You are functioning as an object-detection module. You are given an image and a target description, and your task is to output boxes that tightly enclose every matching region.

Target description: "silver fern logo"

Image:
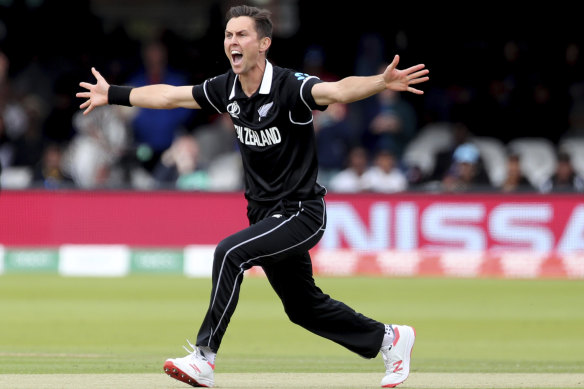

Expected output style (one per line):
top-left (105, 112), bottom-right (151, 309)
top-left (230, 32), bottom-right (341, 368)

top-left (257, 101), bottom-right (273, 122)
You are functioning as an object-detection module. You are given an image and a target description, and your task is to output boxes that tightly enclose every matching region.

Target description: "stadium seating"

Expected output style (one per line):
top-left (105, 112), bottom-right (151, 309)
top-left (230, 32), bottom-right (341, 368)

top-left (507, 137), bottom-right (557, 187)
top-left (402, 122), bottom-right (454, 175)
top-left (558, 136), bottom-right (584, 177)
top-left (0, 166), bottom-right (32, 189)
top-left (470, 136), bottom-right (508, 186)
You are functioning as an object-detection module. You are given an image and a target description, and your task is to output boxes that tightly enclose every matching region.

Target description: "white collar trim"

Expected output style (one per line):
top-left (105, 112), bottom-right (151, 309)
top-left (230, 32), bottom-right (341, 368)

top-left (258, 60), bottom-right (273, 95)
top-left (229, 60), bottom-right (273, 100)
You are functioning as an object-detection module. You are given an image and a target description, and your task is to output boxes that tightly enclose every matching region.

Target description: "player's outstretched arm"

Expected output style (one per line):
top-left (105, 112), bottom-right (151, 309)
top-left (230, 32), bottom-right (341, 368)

top-left (311, 54), bottom-right (429, 106)
top-left (76, 67), bottom-right (200, 115)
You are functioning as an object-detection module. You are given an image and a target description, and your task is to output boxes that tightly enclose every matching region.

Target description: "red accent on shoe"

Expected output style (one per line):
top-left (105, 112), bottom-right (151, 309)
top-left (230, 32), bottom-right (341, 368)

top-left (163, 360), bottom-right (208, 388)
top-left (392, 326), bottom-right (400, 347)
top-left (207, 362), bottom-right (215, 370)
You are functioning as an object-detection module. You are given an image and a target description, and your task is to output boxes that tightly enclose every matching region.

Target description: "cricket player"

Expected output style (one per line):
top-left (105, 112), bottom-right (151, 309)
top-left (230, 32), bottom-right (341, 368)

top-left (77, 5), bottom-right (428, 387)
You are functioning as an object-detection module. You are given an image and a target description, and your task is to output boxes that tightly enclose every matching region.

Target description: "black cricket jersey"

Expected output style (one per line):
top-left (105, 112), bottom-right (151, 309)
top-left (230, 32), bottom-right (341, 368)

top-left (192, 60), bottom-right (328, 204)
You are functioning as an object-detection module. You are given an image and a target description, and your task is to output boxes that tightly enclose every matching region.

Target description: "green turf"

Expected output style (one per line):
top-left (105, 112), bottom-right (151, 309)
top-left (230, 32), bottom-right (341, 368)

top-left (0, 275), bottom-right (582, 374)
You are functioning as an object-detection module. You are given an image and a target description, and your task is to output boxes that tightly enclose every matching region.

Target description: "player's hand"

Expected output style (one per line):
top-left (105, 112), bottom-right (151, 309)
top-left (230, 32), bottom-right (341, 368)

top-left (383, 55), bottom-right (429, 95)
top-left (76, 67), bottom-right (110, 115)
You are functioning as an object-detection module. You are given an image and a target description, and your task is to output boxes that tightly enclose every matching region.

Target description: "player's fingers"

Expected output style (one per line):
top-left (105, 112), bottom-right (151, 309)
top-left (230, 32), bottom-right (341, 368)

top-left (387, 54), bottom-right (399, 71)
top-left (83, 104), bottom-right (95, 115)
top-left (80, 100), bottom-right (91, 109)
top-left (407, 86), bottom-right (424, 95)
top-left (408, 69), bottom-right (429, 80)
top-left (76, 91), bottom-right (90, 98)
top-left (409, 76), bottom-right (430, 85)
top-left (91, 67), bottom-right (104, 82)
top-left (79, 82), bottom-right (93, 90)
top-left (403, 63), bottom-right (426, 75)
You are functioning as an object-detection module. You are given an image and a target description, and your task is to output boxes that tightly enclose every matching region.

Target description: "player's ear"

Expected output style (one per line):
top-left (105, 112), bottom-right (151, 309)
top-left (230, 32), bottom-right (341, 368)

top-left (259, 36), bottom-right (271, 54)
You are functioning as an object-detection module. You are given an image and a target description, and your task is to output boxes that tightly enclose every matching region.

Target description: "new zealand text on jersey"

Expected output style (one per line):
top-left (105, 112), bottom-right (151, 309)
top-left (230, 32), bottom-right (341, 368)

top-left (235, 124), bottom-right (282, 147)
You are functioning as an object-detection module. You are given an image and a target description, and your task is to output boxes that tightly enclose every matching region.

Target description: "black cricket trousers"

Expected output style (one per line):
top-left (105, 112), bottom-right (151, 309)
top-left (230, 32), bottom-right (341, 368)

top-left (196, 197), bottom-right (385, 358)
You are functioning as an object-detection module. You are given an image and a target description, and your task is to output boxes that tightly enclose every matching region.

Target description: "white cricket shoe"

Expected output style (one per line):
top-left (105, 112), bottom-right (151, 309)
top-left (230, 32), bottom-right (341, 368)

top-left (163, 340), bottom-right (215, 387)
top-left (380, 325), bottom-right (416, 388)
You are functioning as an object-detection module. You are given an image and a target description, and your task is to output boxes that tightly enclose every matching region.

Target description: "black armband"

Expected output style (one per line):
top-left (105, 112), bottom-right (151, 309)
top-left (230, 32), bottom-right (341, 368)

top-left (108, 85), bottom-right (133, 106)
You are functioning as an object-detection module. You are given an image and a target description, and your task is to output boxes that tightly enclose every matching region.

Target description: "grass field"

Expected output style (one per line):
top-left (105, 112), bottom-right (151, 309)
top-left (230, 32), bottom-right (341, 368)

top-left (1, 274), bottom-right (583, 388)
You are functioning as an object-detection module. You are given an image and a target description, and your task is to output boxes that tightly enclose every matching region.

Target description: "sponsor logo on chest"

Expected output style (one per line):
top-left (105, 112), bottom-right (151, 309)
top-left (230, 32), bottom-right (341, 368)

top-left (235, 124), bottom-right (282, 147)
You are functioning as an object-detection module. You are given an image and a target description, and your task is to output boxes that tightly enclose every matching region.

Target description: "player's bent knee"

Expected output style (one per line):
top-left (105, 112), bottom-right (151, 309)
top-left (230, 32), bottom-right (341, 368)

top-left (284, 306), bottom-right (314, 326)
top-left (213, 238), bottom-right (247, 266)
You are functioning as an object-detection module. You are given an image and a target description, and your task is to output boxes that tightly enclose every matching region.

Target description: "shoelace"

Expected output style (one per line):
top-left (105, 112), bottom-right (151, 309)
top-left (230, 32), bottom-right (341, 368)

top-left (182, 339), bottom-right (197, 355)
top-left (182, 339), bottom-right (209, 362)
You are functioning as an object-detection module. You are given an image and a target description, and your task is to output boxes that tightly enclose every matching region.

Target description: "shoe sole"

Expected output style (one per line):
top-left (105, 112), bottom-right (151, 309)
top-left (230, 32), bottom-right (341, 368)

top-left (163, 360), bottom-right (211, 387)
top-left (382, 326), bottom-right (416, 388)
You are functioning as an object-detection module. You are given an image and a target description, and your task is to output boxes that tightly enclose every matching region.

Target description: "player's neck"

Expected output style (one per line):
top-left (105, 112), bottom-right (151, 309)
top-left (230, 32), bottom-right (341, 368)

top-left (239, 59), bottom-right (266, 97)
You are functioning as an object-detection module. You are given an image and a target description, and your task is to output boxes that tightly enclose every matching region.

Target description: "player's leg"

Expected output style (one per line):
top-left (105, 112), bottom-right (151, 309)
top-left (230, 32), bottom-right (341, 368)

top-left (165, 216), bottom-right (288, 387)
top-left (164, 199), bottom-right (326, 387)
top-left (195, 215), bottom-right (291, 351)
top-left (261, 220), bottom-right (415, 387)
top-left (262, 250), bottom-right (385, 358)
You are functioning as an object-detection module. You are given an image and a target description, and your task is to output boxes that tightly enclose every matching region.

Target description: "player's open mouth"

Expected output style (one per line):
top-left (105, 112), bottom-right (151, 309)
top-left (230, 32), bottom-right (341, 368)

top-left (231, 50), bottom-right (243, 65)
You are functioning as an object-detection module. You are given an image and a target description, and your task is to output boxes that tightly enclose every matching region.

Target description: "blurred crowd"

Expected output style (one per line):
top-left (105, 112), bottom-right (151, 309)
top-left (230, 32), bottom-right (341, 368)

top-left (1, 0), bottom-right (583, 194)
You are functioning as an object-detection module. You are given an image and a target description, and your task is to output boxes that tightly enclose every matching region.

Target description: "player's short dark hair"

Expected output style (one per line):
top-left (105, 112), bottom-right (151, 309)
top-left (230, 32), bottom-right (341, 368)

top-left (226, 5), bottom-right (273, 40)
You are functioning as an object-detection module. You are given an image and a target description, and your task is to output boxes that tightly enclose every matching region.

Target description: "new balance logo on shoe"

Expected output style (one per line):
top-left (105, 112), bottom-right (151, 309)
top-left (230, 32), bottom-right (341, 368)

top-left (392, 360), bottom-right (403, 373)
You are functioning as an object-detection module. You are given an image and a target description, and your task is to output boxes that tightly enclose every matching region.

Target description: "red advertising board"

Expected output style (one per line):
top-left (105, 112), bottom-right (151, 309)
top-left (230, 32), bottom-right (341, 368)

top-left (1, 191), bottom-right (583, 251)
top-left (0, 191), bottom-right (248, 246)
top-left (1, 191), bottom-right (583, 278)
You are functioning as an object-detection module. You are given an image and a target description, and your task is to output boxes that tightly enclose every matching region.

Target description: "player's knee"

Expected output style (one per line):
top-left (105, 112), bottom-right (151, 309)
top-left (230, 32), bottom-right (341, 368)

top-left (214, 238), bottom-right (244, 264)
top-left (284, 305), bottom-right (312, 326)
top-left (213, 239), bottom-right (231, 262)
top-left (213, 241), bottom-right (228, 261)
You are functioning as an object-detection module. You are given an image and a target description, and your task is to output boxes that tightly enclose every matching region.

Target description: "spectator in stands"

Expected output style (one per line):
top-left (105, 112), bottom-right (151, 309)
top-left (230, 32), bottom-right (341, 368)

top-left (193, 113), bottom-right (243, 192)
top-left (32, 142), bottom-right (74, 189)
top-left (314, 102), bottom-right (357, 187)
top-left (0, 52), bottom-right (8, 182)
top-left (360, 64), bottom-right (417, 159)
top-left (42, 74), bottom-right (78, 145)
top-left (193, 113), bottom-right (237, 169)
top-left (328, 146), bottom-right (369, 193)
top-left (302, 44), bottom-right (338, 83)
top-left (64, 107), bottom-right (129, 189)
top-left (539, 151), bottom-right (584, 193)
top-left (441, 142), bottom-right (491, 192)
top-left (430, 122), bottom-right (473, 182)
top-left (10, 94), bottom-right (46, 169)
top-left (361, 149), bottom-right (408, 193)
top-left (153, 134), bottom-right (208, 191)
top-left (127, 40), bottom-right (193, 172)
top-left (404, 163), bottom-right (426, 189)
top-left (0, 114), bottom-right (9, 176)
top-left (0, 50), bottom-right (23, 170)
top-left (499, 152), bottom-right (534, 192)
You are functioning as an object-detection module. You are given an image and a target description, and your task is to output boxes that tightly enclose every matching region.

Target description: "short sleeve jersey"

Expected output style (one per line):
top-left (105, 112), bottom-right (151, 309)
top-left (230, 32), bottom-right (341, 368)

top-left (192, 60), bottom-right (328, 204)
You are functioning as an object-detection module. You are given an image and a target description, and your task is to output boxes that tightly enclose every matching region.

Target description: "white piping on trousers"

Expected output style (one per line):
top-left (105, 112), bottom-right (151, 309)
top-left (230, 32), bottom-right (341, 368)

top-left (209, 198), bottom-right (327, 345)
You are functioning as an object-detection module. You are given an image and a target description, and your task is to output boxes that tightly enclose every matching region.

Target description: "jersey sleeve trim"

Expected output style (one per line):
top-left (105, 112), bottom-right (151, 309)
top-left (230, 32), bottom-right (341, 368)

top-left (288, 110), bottom-right (313, 125)
top-left (299, 76), bottom-right (318, 111)
top-left (203, 80), bottom-right (222, 113)
top-left (299, 76), bottom-right (328, 112)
